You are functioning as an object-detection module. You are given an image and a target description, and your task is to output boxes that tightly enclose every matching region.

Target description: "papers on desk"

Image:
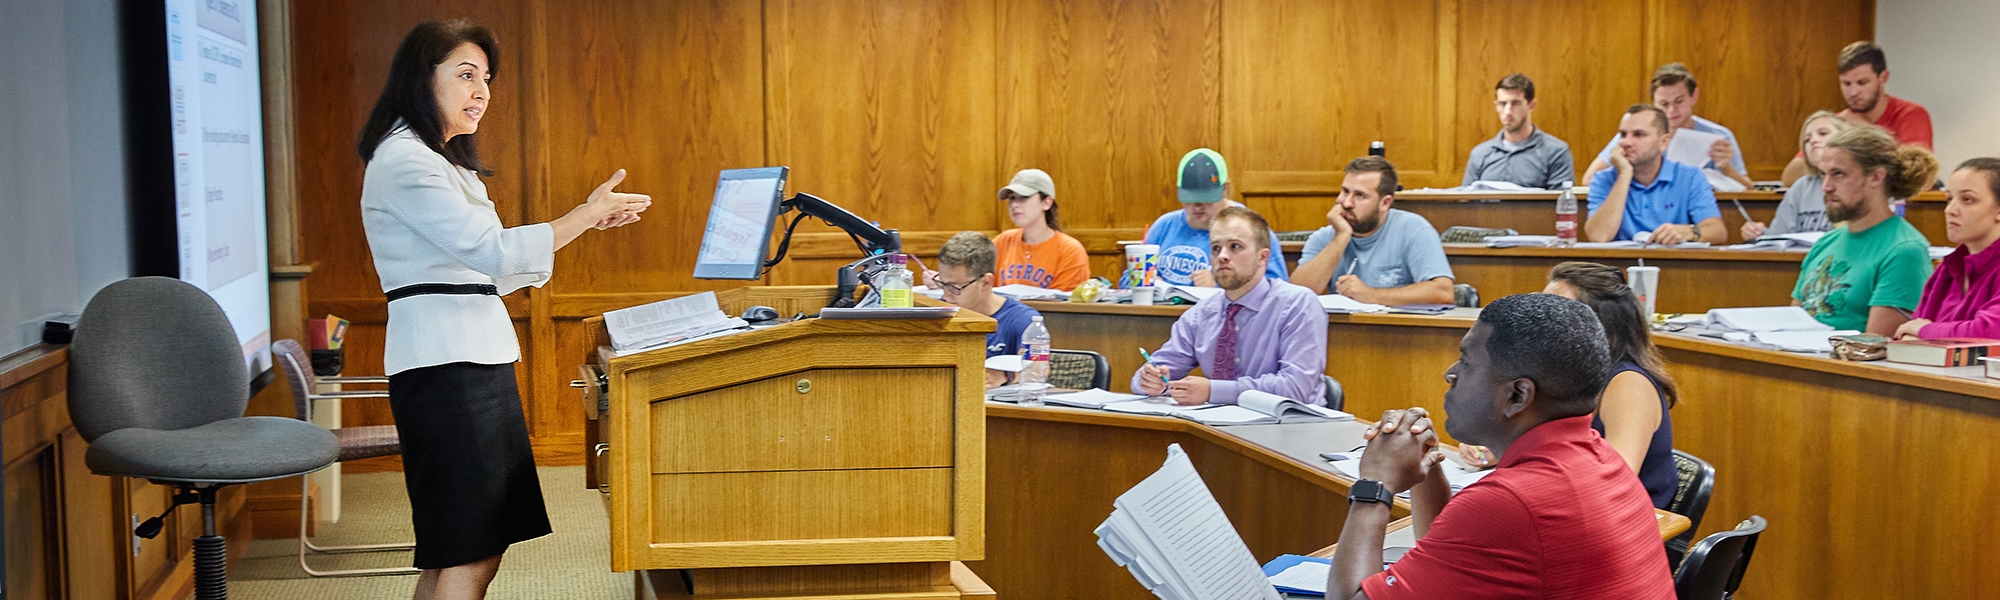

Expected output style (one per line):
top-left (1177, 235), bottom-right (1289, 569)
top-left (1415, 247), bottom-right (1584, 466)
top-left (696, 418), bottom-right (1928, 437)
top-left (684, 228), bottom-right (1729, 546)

top-left (1318, 294), bottom-right (1388, 314)
top-left (1095, 444), bottom-right (1283, 600)
top-left (1665, 127), bottom-right (1725, 171)
top-left (1746, 330), bottom-right (1859, 353)
top-left (985, 355), bottom-right (1025, 373)
top-left (1726, 231), bottom-right (1824, 252)
top-left (1932, 246), bottom-right (1955, 261)
top-left (985, 383), bottom-right (1047, 403)
top-left (1263, 555), bottom-right (1333, 596)
top-left (914, 285), bottom-right (945, 300)
top-left (603, 292), bottom-right (750, 353)
top-left (1044, 388), bottom-right (1146, 409)
top-left (1704, 168), bottom-right (1748, 192)
top-left (1700, 306), bottom-right (1833, 332)
top-left (1328, 453), bottom-right (1492, 497)
top-left (1484, 235), bottom-right (1558, 248)
top-left (992, 284), bottom-right (1071, 301)
top-left (1453, 180), bottom-right (1543, 192)
top-left (1099, 393), bottom-right (1353, 426)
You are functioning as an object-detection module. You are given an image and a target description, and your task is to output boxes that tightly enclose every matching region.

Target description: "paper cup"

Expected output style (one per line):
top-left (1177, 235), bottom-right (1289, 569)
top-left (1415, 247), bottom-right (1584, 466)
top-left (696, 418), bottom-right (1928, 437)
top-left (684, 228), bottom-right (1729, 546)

top-left (1125, 244), bottom-right (1160, 288)
top-left (1626, 266), bottom-right (1660, 316)
top-left (1132, 287), bottom-right (1155, 306)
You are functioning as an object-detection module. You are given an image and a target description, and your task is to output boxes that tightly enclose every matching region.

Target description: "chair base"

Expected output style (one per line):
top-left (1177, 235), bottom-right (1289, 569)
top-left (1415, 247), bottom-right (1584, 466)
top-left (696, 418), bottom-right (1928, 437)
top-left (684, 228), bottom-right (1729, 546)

top-left (298, 475), bottom-right (419, 577)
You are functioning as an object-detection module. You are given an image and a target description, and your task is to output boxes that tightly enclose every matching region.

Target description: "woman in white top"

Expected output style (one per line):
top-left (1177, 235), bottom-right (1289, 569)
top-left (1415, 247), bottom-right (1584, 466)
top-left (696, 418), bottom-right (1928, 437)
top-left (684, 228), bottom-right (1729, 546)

top-left (1740, 111), bottom-right (1852, 240)
top-left (357, 21), bottom-right (649, 600)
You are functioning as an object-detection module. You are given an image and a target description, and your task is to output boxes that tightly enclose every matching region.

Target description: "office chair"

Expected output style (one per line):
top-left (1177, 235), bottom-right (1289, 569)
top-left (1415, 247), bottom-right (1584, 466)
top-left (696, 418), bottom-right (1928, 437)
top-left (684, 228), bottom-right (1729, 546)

top-left (1321, 375), bottom-right (1345, 411)
top-left (1673, 516), bottom-right (1767, 600)
top-left (271, 339), bottom-right (419, 577)
top-left (1666, 449), bottom-right (1717, 568)
top-left (1048, 349), bottom-right (1110, 391)
top-left (68, 277), bottom-right (339, 599)
top-left (1453, 283), bottom-right (1481, 308)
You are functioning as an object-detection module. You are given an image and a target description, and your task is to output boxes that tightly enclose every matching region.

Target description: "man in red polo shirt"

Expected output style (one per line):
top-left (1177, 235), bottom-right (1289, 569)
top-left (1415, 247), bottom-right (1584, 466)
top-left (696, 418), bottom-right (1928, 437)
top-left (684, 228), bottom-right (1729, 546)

top-left (1326, 293), bottom-right (1674, 599)
top-left (1785, 41), bottom-right (1935, 185)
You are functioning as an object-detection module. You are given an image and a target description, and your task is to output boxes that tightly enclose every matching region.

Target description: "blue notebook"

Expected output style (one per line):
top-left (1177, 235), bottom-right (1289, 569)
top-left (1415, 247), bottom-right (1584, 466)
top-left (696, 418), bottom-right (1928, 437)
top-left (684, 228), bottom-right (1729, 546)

top-left (1261, 554), bottom-right (1332, 596)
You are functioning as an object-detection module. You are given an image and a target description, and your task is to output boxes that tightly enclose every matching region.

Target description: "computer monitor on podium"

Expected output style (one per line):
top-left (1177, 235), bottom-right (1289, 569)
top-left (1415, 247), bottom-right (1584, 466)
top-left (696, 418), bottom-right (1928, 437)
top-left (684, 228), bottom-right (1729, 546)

top-left (693, 167), bottom-right (789, 280)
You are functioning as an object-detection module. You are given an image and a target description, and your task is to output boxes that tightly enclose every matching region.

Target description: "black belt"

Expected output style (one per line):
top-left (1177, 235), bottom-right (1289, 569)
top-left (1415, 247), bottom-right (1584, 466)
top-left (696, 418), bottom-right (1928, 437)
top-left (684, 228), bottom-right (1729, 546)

top-left (385, 283), bottom-right (499, 302)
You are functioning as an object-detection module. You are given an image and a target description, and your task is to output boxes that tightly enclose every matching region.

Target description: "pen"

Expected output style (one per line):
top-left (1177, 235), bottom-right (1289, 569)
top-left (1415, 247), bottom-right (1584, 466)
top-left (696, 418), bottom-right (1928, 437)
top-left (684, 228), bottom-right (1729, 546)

top-left (1730, 198), bottom-right (1752, 222)
top-left (1138, 348), bottom-right (1170, 389)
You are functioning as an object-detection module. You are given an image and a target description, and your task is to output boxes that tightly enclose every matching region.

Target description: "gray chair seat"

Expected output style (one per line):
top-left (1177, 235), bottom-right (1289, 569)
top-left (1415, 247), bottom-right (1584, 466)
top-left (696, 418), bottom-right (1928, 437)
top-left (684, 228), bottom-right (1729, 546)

top-left (86, 416), bottom-right (339, 484)
top-left (335, 425), bottom-right (403, 461)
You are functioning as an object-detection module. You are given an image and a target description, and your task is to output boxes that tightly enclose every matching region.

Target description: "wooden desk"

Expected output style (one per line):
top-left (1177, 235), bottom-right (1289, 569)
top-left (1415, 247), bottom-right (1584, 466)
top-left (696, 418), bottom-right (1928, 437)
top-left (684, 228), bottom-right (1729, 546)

top-left (975, 402), bottom-right (1688, 599)
top-left (1390, 190), bottom-right (1949, 245)
top-left (1441, 245), bottom-right (1803, 313)
top-left (1027, 302), bottom-right (2000, 600)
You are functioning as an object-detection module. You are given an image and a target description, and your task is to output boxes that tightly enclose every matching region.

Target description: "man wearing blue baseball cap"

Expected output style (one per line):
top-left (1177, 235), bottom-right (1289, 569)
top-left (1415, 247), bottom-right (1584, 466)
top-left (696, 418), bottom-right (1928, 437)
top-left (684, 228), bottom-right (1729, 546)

top-left (1144, 148), bottom-right (1289, 287)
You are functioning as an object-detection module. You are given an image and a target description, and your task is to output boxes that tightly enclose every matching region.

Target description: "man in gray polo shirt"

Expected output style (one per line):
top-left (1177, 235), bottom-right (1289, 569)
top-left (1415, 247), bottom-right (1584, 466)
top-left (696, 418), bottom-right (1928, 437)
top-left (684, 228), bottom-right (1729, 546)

top-left (1461, 73), bottom-right (1575, 189)
top-left (1292, 157), bottom-right (1456, 305)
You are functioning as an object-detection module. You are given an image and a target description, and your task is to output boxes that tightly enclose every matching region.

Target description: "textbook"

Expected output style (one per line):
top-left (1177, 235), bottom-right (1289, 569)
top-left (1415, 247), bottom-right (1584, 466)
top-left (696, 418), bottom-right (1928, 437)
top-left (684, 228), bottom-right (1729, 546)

top-left (1159, 284), bottom-right (1225, 304)
top-left (1172, 390), bottom-right (1352, 426)
top-left (1886, 338), bottom-right (2000, 367)
top-left (603, 292), bottom-right (748, 352)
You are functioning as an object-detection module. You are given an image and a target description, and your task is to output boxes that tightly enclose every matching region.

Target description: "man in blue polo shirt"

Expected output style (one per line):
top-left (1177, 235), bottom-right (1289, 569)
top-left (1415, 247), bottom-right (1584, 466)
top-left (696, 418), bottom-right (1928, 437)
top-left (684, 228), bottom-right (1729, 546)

top-left (1584, 104), bottom-right (1725, 244)
top-left (1144, 148), bottom-right (1288, 287)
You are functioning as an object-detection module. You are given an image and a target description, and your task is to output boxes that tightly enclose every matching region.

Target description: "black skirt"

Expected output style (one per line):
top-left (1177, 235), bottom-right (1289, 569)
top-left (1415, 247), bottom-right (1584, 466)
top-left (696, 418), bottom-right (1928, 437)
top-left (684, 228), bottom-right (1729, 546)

top-left (388, 361), bottom-right (553, 569)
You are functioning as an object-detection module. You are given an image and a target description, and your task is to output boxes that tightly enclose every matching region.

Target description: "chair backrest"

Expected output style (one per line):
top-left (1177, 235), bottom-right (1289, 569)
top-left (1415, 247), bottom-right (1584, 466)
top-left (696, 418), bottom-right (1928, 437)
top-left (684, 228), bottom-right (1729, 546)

top-left (1453, 283), bottom-right (1481, 308)
top-left (1667, 450), bottom-right (1717, 558)
top-left (1674, 515), bottom-right (1767, 600)
top-left (67, 277), bottom-right (249, 442)
top-left (1321, 375), bottom-right (1344, 411)
top-left (1047, 349), bottom-right (1110, 391)
top-left (271, 339), bottom-right (316, 422)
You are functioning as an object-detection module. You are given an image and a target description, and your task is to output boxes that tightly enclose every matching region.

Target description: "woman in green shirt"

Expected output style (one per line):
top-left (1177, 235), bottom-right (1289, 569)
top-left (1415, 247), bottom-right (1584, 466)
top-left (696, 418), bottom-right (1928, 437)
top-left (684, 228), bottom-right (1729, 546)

top-left (1791, 125), bottom-right (1939, 335)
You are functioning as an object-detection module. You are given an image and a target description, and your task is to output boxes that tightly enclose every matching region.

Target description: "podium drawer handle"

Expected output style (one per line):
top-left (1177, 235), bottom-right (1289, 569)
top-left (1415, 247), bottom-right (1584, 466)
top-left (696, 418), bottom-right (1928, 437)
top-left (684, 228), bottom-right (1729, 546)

top-left (592, 442), bottom-right (608, 494)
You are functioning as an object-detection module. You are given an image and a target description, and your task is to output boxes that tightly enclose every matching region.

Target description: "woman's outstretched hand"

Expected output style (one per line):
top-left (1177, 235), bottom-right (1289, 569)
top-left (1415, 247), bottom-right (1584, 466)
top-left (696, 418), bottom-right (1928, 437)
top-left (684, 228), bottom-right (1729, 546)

top-left (584, 169), bottom-right (650, 229)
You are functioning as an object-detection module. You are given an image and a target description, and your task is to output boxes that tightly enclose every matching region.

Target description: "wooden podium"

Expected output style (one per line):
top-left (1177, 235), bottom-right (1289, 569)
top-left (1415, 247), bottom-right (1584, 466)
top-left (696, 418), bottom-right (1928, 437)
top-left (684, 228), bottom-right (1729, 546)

top-left (578, 286), bottom-right (993, 599)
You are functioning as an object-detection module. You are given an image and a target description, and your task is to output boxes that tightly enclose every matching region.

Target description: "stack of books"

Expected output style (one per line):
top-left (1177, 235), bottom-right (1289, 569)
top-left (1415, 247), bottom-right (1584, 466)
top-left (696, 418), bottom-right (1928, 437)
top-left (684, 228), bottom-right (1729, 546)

top-left (307, 314), bottom-right (348, 351)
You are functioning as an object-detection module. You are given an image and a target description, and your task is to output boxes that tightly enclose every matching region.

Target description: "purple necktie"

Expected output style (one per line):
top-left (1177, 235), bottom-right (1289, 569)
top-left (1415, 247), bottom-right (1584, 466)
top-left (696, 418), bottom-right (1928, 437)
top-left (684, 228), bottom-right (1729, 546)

top-left (1213, 303), bottom-right (1245, 380)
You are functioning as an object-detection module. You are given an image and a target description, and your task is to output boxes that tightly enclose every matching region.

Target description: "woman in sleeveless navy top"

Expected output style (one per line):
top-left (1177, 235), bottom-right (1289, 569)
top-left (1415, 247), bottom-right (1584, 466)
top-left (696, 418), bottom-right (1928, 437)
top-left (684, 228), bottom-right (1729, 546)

top-left (1458, 262), bottom-right (1679, 509)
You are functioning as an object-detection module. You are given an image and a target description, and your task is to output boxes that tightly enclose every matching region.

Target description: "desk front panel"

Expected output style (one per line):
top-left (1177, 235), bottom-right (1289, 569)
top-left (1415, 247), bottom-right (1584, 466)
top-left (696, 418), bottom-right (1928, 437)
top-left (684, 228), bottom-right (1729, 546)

top-left (1391, 192), bottom-right (1949, 246)
top-left (1443, 247), bottom-right (1803, 313)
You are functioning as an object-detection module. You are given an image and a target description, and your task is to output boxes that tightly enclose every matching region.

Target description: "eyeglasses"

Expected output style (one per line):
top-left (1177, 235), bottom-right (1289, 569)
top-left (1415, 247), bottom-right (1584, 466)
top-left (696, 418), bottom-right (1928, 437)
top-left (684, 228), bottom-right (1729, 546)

top-left (934, 277), bottom-right (977, 295)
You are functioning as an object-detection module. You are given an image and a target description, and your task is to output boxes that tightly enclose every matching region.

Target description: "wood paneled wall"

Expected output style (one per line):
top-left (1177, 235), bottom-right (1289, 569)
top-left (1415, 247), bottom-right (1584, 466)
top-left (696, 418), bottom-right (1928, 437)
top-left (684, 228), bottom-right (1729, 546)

top-left (288, 0), bottom-right (1871, 461)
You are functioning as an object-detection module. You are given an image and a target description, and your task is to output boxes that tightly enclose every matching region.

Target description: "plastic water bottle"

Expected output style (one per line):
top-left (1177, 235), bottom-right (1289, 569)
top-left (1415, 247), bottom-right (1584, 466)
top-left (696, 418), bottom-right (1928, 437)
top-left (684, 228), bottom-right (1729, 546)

top-left (1020, 316), bottom-right (1051, 407)
top-left (1555, 188), bottom-right (1579, 247)
top-left (879, 254), bottom-right (914, 308)
top-left (1891, 197), bottom-right (1908, 218)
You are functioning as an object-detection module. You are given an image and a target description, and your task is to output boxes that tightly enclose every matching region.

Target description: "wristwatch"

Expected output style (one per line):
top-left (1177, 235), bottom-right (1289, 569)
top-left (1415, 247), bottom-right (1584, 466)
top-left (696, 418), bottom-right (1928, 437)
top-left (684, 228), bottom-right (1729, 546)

top-left (1348, 479), bottom-right (1395, 505)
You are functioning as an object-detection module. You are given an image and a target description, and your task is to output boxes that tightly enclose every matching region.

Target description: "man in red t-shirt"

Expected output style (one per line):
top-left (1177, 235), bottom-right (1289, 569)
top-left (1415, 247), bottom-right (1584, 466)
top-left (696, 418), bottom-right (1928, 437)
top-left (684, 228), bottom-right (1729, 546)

top-left (1785, 41), bottom-right (1935, 185)
top-left (1326, 293), bottom-right (1675, 600)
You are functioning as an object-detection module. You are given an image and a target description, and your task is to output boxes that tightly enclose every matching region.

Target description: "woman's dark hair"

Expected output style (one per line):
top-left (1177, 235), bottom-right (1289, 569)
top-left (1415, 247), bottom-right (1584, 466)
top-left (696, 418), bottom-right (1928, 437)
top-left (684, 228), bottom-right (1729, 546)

top-left (1547, 262), bottom-right (1679, 408)
top-left (1044, 197), bottom-right (1064, 231)
top-left (356, 20), bottom-right (499, 175)
top-left (1957, 157), bottom-right (2000, 203)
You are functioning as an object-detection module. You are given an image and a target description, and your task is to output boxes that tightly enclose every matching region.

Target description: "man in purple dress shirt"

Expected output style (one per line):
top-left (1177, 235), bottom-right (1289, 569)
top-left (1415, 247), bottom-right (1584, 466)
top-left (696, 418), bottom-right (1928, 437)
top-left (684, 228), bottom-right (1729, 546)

top-left (1133, 206), bottom-right (1329, 405)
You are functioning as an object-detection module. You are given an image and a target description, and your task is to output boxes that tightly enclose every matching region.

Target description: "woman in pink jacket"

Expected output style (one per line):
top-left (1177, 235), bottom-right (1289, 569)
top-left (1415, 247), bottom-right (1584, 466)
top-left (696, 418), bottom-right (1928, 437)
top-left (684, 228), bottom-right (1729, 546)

top-left (1897, 158), bottom-right (2000, 340)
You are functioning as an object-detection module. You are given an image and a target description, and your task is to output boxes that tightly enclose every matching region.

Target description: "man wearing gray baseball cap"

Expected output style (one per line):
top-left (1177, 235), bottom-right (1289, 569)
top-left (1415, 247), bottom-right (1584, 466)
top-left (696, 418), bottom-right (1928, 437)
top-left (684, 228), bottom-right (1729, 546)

top-left (1143, 148), bottom-right (1288, 287)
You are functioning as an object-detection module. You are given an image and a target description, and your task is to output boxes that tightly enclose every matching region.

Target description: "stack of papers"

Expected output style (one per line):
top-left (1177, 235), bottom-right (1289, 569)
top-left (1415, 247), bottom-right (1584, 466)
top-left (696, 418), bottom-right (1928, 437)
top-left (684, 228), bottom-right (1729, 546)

top-left (1329, 453), bottom-right (1493, 496)
top-left (1745, 329), bottom-right (1859, 353)
top-left (1931, 246), bottom-right (1955, 261)
top-left (603, 292), bottom-right (749, 354)
top-left (1095, 445), bottom-right (1283, 600)
top-left (1725, 231), bottom-right (1824, 252)
top-left (1700, 306), bottom-right (1833, 332)
top-left (1174, 390), bottom-right (1352, 426)
top-left (1044, 388), bottom-right (1146, 409)
top-left (1318, 294), bottom-right (1388, 314)
top-left (1263, 555), bottom-right (1333, 596)
top-left (992, 284), bottom-right (1071, 301)
top-left (1665, 128), bottom-right (1725, 171)
top-left (1453, 181), bottom-right (1543, 192)
top-left (1103, 399), bottom-right (1222, 416)
top-left (1484, 235), bottom-right (1558, 248)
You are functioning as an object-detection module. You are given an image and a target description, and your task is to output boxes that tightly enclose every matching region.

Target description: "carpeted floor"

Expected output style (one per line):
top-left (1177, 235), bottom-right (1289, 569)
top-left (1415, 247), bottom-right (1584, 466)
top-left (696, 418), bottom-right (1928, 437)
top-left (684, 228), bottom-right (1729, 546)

top-left (231, 466), bottom-right (633, 599)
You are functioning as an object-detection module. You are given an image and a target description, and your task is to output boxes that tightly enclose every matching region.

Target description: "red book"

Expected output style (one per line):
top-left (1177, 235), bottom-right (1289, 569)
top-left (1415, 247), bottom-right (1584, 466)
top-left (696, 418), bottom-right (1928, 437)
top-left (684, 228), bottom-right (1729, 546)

top-left (1885, 338), bottom-right (2000, 367)
top-left (307, 319), bottom-right (329, 351)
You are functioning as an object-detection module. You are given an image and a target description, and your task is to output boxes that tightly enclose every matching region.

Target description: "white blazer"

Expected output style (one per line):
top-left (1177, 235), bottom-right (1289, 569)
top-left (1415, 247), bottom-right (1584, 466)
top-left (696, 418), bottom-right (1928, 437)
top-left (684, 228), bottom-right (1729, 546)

top-left (360, 127), bottom-right (554, 375)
